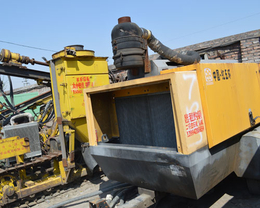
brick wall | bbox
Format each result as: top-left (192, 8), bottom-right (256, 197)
top-left (151, 29), bottom-right (260, 63)
top-left (240, 38), bottom-right (260, 62)
top-left (203, 42), bottom-right (242, 61)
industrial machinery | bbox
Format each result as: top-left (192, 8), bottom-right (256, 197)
top-left (0, 16), bottom-right (260, 207)
top-left (0, 46), bottom-right (109, 206)
top-left (83, 16), bottom-right (260, 203)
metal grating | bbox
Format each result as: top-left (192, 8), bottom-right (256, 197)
top-left (115, 92), bottom-right (177, 149)
top-left (3, 122), bottom-right (42, 158)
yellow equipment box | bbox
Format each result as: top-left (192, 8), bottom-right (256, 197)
top-left (50, 46), bottom-right (109, 143)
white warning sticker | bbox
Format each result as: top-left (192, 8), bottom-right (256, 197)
top-left (204, 68), bottom-right (214, 85)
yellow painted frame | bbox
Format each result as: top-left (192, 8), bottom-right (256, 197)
top-left (84, 73), bottom-right (205, 154)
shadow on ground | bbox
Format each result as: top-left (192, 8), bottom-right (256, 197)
top-left (156, 173), bottom-right (260, 208)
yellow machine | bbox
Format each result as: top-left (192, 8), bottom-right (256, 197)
top-left (50, 45), bottom-right (109, 169)
top-left (0, 16), bottom-right (260, 206)
top-left (0, 45), bottom-right (109, 206)
top-left (83, 17), bottom-right (260, 200)
top-left (84, 62), bottom-right (260, 199)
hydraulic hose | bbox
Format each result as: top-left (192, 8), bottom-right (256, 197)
top-left (108, 186), bottom-right (135, 208)
top-left (49, 182), bottom-right (129, 208)
top-left (141, 28), bottom-right (201, 65)
top-left (39, 100), bottom-right (53, 123)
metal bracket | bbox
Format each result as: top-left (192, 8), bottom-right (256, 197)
top-left (66, 49), bottom-right (76, 56)
top-left (60, 83), bottom-right (67, 87)
top-left (101, 134), bottom-right (109, 143)
top-left (89, 199), bottom-right (110, 208)
top-left (249, 109), bottom-right (260, 126)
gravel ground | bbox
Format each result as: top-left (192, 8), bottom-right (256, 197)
top-left (31, 173), bottom-right (260, 208)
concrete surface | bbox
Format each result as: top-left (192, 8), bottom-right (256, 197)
top-left (32, 173), bottom-right (260, 208)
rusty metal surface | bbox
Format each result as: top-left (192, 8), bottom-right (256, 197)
top-left (0, 152), bottom-right (62, 174)
top-left (118, 16), bottom-right (131, 24)
top-left (70, 150), bottom-right (75, 163)
top-left (62, 158), bottom-right (68, 167)
top-left (18, 176), bottom-right (62, 199)
top-left (144, 40), bottom-right (151, 73)
top-left (89, 199), bottom-right (110, 208)
top-left (32, 59), bottom-right (49, 66)
top-left (56, 117), bottom-right (62, 125)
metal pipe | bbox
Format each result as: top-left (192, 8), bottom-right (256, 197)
top-left (0, 49), bottom-right (49, 66)
top-left (141, 28), bottom-right (201, 65)
top-left (29, 59), bottom-right (49, 66)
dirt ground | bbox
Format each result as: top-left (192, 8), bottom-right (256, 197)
top-left (31, 173), bottom-right (260, 208)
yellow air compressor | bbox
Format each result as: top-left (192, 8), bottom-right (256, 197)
top-left (83, 17), bottom-right (260, 199)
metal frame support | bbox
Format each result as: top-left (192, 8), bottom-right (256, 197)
top-left (50, 61), bottom-right (67, 168)
top-left (0, 63), bottom-right (50, 81)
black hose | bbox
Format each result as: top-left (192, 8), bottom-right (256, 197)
top-left (141, 28), bottom-right (200, 65)
top-left (40, 108), bottom-right (54, 125)
top-left (39, 100), bottom-right (53, 123)
top-left (108, 68), bottom-right (117, 83)
top-left (109, 186), bottom-right (135, 208)
top-left (0, 88), bottom-right (16, 112)
top-left (105, 187), bottom-right (121, 204)
top-left (8, 76), bottom-right (14, 106)
top-left (48, 182), bottom-right (129, 208)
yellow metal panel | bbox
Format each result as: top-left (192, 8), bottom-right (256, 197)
top-left (196, 63), bottom-right (260, 147)
top-left (59, 161), bottom-right (66, 184)
top-left (0, 137), bottom-right (30, 160)
top-left (18, 176), bottom-right (62, 198)
top-left (160, 64), bottom-right (197, 74)
top-left (67, 74), bottom-right (109, 119)
top-left (84, 92), bottom-right (97, 146)
top-left (50, 51), bottom-right (109, 144)
top-left (163, 63), bottom-right (260, 148)
top-left (52, 50), bottom-right (94, 60)
top-left (171, 71), bottom-right (207, 154)
top-left (112, 82), bottom-right (170, 98)
top-left (66, 58), bottom-right (109, 75)
top-left (50, 57), bottom-right (109, 121)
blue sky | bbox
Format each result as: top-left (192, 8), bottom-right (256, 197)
top-left (0, 0), bottom-right (260, 88)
